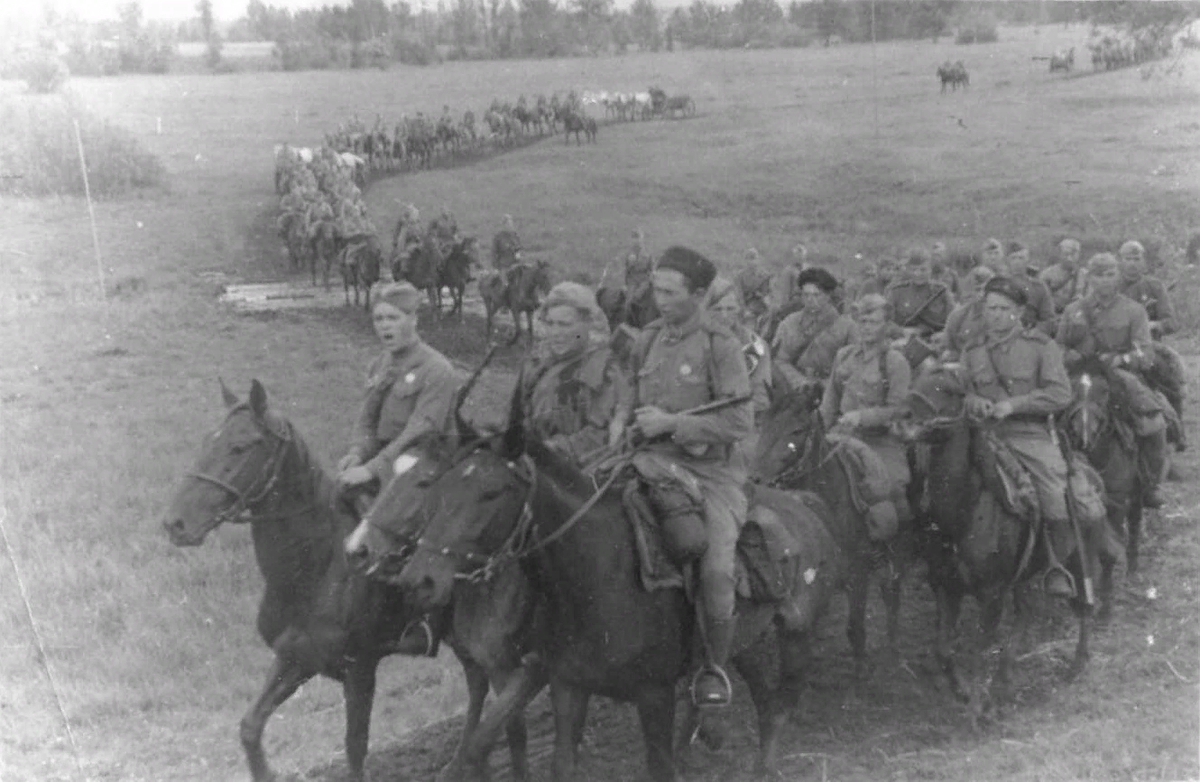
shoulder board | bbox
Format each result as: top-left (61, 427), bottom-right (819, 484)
top-left (748, 334), bottom-right (768, 357)
top-left (883, 280), bottom-right (909, 294)
top-left (1020, 328), bottom-right (1051, 343)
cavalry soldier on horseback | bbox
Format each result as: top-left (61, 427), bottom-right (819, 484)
top-left (981, 239), bottom-right (1057, 336)
top-left (930, 241), bottom-right (960, 297)
top-left (819, 294), bottom-right (913, 528)
top-left (735, 248), bottom-right (772, 327)
top-left (886, 249), bottom-right (954, 369)
top-left (961, 276), bottom-right (1077, 596)
top-left (1040, 238), bottom-right (1088, 314)
top-left (773, 267), bottom-right (856, 387)
top-left (509, 282), bottom-right (630, 465)
top-left (941, 265), bottom-right (996, 360)
top-left (1118, 239), bottom-right (1185, 447)
top-left (628, 247), bottom-right (753, 708)
top-left (707, 277), bottom-right (772, 444)
top-left (1058, 253), bottom-right (1170, 508)
top-left (391, 204), bottom-right (422, 278)
top-left (336, 282), bottom-right (463, 654)
top-left (1118, 240), bottom-right (1177, 338)
top-left (491, 214), bottom-right (523, 273)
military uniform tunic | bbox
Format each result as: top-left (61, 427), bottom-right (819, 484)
top-left (1120, 275), bottom-right (1176, 336)
top-left (1039, 263), bottom-right (1088, 314)
top-left (943, 299), bottom-right (988, 360)
top-left (492, 229), bottom-right (522, 271)
top-left (961, 327), bottom-right (1073, 520)
top-left (1057, 293), bottom-right (1163, 419)
top-left (774, 303), bottom-right (856, 384)
top-left (1011, 275), bottom-right (1058, 336)
top-left (885, 280), bottom-right (953, 337)
top-left (511, 345), bottom-right (630, 465)
top-left (820, 341), bottom-right (912, 492)
top-left (352, 341), bottom-right (462, 480)
top-left (633, 315), bottom-right (753, 620)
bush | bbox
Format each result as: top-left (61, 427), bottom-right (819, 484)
top-left (0, 92), bottom-right (166, 197)
top-left (390, 33), bottom-right (441, 65)
top-left (64, 41), bottom-right (122, 76)
top-left (17, 50), bottom-right (69, 94)
top-left (955, 16), bottom-right (998, 45)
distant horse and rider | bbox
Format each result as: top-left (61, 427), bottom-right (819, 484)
top-left (937, 60), bottom-right (970, 93)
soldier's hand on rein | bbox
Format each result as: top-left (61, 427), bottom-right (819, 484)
top-left (635, 406), bottom-right (677, 438)
top-left (339, 466), bottom-right (374, 488)
top-left (337, 453), bottom-right (361, 472)
top-left (990, 400), bottom-right (1015, 420)
top-left (966, 395), bottom-right (993, 418)
top-left (837, 411), bottom-right (864, 430)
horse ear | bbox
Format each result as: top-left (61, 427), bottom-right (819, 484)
top-left (248, 379), bottom-right (269, 419)
top-left (220, 377), bottom-right (239, 409)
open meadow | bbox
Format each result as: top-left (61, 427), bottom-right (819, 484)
top-left (1, 23), bottom-right (1198, 782)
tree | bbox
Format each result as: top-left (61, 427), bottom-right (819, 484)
top-left (630, 0), bottom-right (661, 50)
top-left (497, 0), bottom-right (519, 54)
top-left (814, 0), bottom-right (845, 45)
top-left (518, 0), bottom-right (560, 55)
top-left (196, 0), bottom-right (222, 67)
top-left (732, 0), bottom-right (782, 27)
top-left (452, 0), bottom-right (479, 52)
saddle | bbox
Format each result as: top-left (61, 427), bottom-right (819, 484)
top-left (617, 474), bottom-right (803, 607)
top-left (976, 430), bottom-right (1041, 526)
top-left (825, 433), bottom-right (903, 540)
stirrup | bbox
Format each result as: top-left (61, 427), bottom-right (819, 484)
top-left (396, 617), bottom-right (436, 657)
top-left (688, 664), bottom-right (733, 708)
top-left (1041, 563), bottom-right (1077, 599)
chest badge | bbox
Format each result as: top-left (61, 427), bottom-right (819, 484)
top-left (679, 364), bottom-right (692, 377)
top-left (404, 372), bottom-right (416, 384)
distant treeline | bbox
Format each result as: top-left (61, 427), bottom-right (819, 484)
top-left (12, 0), bottom-right (1199, 77)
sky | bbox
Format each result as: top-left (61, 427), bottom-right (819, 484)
top-left (24, 0), bottom-right (354, 24)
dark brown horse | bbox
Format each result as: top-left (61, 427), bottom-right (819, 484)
top-left (392, 425), bottom-right (843, 781)
top-left (437, 236), bottom-right (480, 319)
top-left (344, 430), bottom-right (548, 782)
top-left (901, 366), bottom-right (1118, 713)
top-left (480, 261), bottom-right (552, 344)
top-left (162, 380), bottom-right (418, 782)
top-left (398, 231), bottom-right (445, 313)
top-left (1061, 358), bottom-right (1143, 583)
top-left (753, 384), bottom-right (910, 675)
top-left (310, 220), bottom-right (342, 289)
top-left (340, 233), bottom-right (383, 310)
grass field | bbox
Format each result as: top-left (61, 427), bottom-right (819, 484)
top-left (1, 23), bottom-right (1198, 782)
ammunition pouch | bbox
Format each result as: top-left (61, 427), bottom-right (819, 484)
top-left (647, 481), bottom-right (708, 564)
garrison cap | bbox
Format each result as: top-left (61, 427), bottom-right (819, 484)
top-left (966, 265), bottom-right (996, 287)
top-left (906, 248), bottom-right (931, 266)
top-left (854, 293), bottom-right (890, 319)
top-left (540, 281), bottom-right (602, 323)
top-left (1088, 252), bottom-right (1119, 272)
top-left (1006, 240), bottom-right (1027, 255)
top-left (373, 281), bottom-right (422, 314)
top-left (983, 276), bottom-right (1027, 307)
top-left (1119, 240), bottom-right (1145, 257)
top-left (796, 267), bottom-right (839, 294)
top-left (656, 246), bottom-right (716, 291)
top-left (983, 237), bottom-right (1003, 253)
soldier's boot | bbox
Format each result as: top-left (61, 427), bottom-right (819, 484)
top-left (390, 610), bottom-right (446, 657)
top-left (1139, 429), bottom-right (1168, 509)
top-left (692, 612), bottom-right (736, 708)
top-left (1041, 516), bottom-right (1077, 599)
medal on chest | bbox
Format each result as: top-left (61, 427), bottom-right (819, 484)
top-left (679, 363), bottom-right (692, 378)
top-left (404, 372), bottom-right (416, 385)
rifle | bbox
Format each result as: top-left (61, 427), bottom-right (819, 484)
top-left (1052, 423), bottom-right (1095, 606)
top-left (901, 284), bottom-right (950, 329)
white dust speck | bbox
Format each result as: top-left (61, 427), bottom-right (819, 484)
top-left (1146, 587), bottom-right (1158, 600)
top-left (804, 568), bottom-right (817, 585)
top-left (1147, 634), bottom-right (1155, 647)
top-left (136, 221), bottom-right (143, 228)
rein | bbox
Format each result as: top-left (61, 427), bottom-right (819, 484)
top-left (187, 409), bottom-right (319, 527)
top-left (415, 449), bottom-right (628, 584)
top-left (768, 423), bottom-right (846, 488)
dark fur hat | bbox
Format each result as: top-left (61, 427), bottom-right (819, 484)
top-left (983, 275), bottom-right (1027, 307)
top-left (795, 266), bottom-right (839, 294)
top-left (656, 246), bottom-right (717, 292)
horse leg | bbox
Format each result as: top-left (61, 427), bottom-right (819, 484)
top-left (508, 309), bottom-right (522, 346)
top-left (450, 662), bottom-right (549, 782)
top-left (442, 656), bottom-right (491, 782)
top-left (240, 652), bottom-right (313, 782)
top-left (634, 684), bottom-right (678, 782)
top-left (934, 585), bottom-right (969, 703)
top-left (343, 654), bottom-right (380, 782)
top-left (778, 626), bottom-right (812, 725)
top-left (880, 562), bottom-right (903, 663)
top-left (549, 680), bottom-right (589, 782)
top-left (1067, 594), bottom-right (1092, 682)
top-left (733, 643), bottom-right (785, 778)
top-left (846, 570), bottom-right (869, 679)
top-left (1127, 498), bottom-right (1143, 576)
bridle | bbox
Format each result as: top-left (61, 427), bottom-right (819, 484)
top-left (411, 447), bottom-right (625, 585)
top-left (1063, 373), bottom-right (1108, 454)
top-left (187, 406), bottom-right (296, 527)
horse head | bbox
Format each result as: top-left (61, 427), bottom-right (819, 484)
top-left (898, 362), bottom-right (967, 444)
top-left (395, 434), bottom-right (529, 611)
top-left (1064, 356), bottom-right (1113, 454)
top-left (753, 383), bottom-right (825, 485)
top-left (163, 379), bottom-right (292, 547)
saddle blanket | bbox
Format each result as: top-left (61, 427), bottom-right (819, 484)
top-left (622, 479), bottom-right (829, 613)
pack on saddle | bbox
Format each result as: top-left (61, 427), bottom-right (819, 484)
top-left (588, 448), bottom-right (833, 705)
